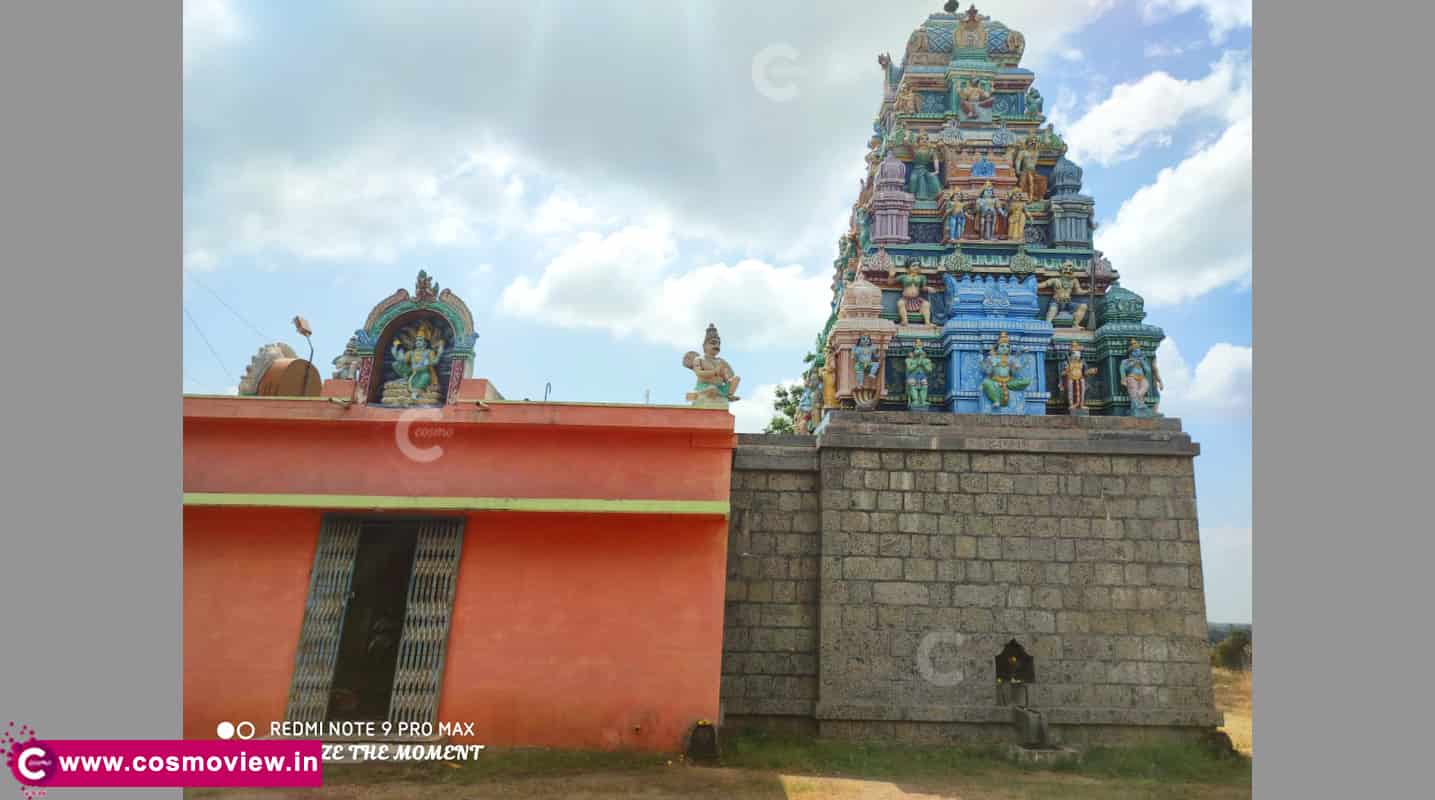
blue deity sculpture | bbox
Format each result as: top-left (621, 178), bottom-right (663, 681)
top-left (853, 335), bottom-right (880, 388)
top-left (942, 189), bottom-right (968, 242)
top-left (905, 347), bottom-right (935, 409)
top-left (979, 332), bottom-right (1030, 411)
top-left (975, 182), bottom-right (1005, 239)
top-left (971, 154), bottom-right (996, 178)
top-left (386, 319), bottom-right (445, 405)
top-left (1120, 340), bottom-right (1163, 417)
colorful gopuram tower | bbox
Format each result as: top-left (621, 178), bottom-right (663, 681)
top-left (808, 2), bottom-right (1167, 430)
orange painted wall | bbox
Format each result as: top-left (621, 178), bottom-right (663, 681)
top-left (182, 398), bottom-right (734, 752)
top-left (183, 506), bottom-right (320, 740)
top-left (436, 511), bottom-right (728, 751)
top-left (183, 399), bottom-right (734, 503)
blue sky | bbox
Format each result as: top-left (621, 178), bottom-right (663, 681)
top-left (183, 0), bottom-right (1252, 622)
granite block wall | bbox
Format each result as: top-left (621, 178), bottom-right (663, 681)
top-left (721, 435), bottom-right (822, 719)
top-left (720, 413), bottom-right (1223, 744)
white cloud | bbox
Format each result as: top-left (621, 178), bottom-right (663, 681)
top-left (1064, 50), bottom-right (1250, 166)
top-left (1095, 113), bottom-right (1251, 306)
top-left (499, 220), bottom-right (831, 350)
top-left (1143, 0), bottom-right (1252, 43)
top-left (183, 0), bottom-right (243, 70)
top-left (1155, 339), bottom-right (1252, 419)
top-left (185, 130), bottom-right (532, 264)
top-left (183, 1), bottom-right (1122, 273)
top-left (729, 380), bottom-right (800, 434)
top-left (1057, 47), bottom-right (1086, 62)
top-left (1198, 525), bottom-right (1251, 624)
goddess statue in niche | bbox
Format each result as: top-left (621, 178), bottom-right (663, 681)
top-left (383, 320), bottom-right (446, 406)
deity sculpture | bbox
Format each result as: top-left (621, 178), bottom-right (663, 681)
top-left (888, 260), bottom-right (935, 326)
top-left (975, 181), bottom-right (1005, 240)
top-left (971, 152), bottom-right (996, 178)
top-left (906, 134), bottom-right (943, 201)
top-left (852, 334), bottom-right (881, 388)
top-left (821, 355), bottom-right (838, 409)
top-left (941, 188), bottom-right (968, 242)
top-left (1006, 189), bottom-right (1029, 241)
top-left (893, 84), bottom-right (919, 115)
top-left (683, 323), bottom-right (741, 408)
top-left (1120, 340), bottom-right (1163, 417)
top-left (957, 78), bottom-right (993, 120)
top-left (1012, 134), bottom-right (1046, 200)
top-left (904, 347), bottom-right (935, 409)
top-left (1037, 261), bottom-right (1090, 329)
top-left (795, 378), bottom-right (816, 435)
top-left (1059, 343), bottom-right (1099, 415)
top-left (1025, 86), bottom-right (1043, 116)
top-left (385, 320), bottom-right (445, 405)
top-left (855, 207), bottom-right (873, 252)
top-left (834, 234), bottom-right (856, 273)
top-left (331, 335), bottom-right (360, 380)
top-left (979, 332), bottom-right (1031, 411)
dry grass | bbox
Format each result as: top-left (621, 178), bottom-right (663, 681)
top-left (1212, 666), bottom-right (1253, 756)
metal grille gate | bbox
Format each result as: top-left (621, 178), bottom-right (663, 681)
top-left (387, 519), bottom-right (465, 728)
top-left (283, 516), bottom-right (465, 730)
top-left (283, 518), bottom-right (362, 724)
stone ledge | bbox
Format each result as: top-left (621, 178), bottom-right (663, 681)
top-left (828, 411), bottom-right (1185, 432)
top-left (734, 451), bottom-right (821, 472)
top-left (816, 701), bottom-right (1222, 728)
top-left (816, 431), bottom-right (1198, 457)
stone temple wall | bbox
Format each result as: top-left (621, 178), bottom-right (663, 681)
top-left (720, 412), bottom-right (1222, 746)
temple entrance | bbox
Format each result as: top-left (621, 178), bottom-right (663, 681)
top-left (325, 522), bottom-right (418, 722)
top-left (284, 516), bottom-right (466, 731)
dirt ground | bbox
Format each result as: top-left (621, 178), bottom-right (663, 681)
top-left (1212, 667), bottom-right (1253, 756)
top-left (189, 666), bottom-right (1253, 799)
top-left (190, 769), bottom-right (1247, 800)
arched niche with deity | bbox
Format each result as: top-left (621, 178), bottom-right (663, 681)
top-left (349, 270), bottom-right (479, 406)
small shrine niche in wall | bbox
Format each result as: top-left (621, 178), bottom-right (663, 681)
top-left (376, 315), bottom-right (455, 407)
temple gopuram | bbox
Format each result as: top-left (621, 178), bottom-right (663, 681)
top-left (795, 1), bottom-right (1166, 434)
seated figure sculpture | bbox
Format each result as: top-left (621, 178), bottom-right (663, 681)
top-left (888, 260), bottom-right (935, 326)
top-left (683, 323), bottom-right (741, 408)
top-left (382, 320), bottom-right (445, 406)
top-left (1037, 261), bottom-right (1090, 329)
top-left (979, 332), bottom-right (1030, 412)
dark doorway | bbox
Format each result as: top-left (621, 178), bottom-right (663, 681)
top-left (325, 521), bottom-right (418, 723)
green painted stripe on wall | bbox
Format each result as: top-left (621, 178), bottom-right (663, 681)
top-left (183, 492), bottom-right (729, 516)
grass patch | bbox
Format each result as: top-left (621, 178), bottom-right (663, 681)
top-left (722, 727), bottom-right (1011, 779)
top-left (1054, 743), bottom-right (1250, 785)
top-left (315, 725), bottom-right (1249, 790)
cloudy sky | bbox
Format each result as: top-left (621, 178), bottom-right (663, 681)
top-left (183, 0), bottom-right (1252, 622)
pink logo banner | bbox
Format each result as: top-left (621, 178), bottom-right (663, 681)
top-left (7, 740), bottom-right (323, 790)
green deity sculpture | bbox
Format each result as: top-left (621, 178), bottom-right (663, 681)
top-left (385, 320), bottom-right (445, 405)
top-left (979, 332), bottom-right (1031, 410)
top-left (905, 348), bottom-right (934, 408)
top-left (906, 134), bottom-right (943, 201)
